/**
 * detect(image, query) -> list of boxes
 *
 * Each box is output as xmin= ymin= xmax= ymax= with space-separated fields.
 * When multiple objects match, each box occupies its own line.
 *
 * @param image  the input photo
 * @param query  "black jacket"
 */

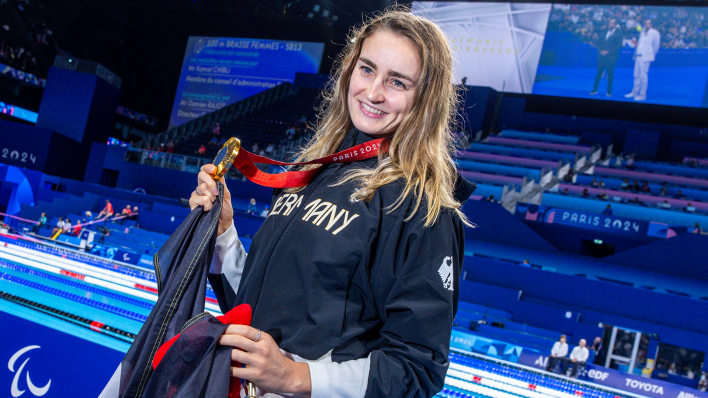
xmin=597 ymin=27 xmax=623 ymax=61
xmin=210 ymin=128 xmax=475 ymax=397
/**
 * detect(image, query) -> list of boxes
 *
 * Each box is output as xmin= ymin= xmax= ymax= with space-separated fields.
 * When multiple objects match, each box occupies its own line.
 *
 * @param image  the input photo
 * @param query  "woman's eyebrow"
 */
xmin=359 ymin=57 xmax=415 ymax=83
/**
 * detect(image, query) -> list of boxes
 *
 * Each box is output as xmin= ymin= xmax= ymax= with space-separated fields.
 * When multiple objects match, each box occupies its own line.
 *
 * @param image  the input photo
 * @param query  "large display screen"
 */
xmin=412 ymin=2 xmax=553 ymax=93
xmin=532 ymin=5 xmax=708 ymax=107
xmin=169 ymin=37 xmax=325 ymax=128
xmin=413 ymin=2 xmax=708 ymax=109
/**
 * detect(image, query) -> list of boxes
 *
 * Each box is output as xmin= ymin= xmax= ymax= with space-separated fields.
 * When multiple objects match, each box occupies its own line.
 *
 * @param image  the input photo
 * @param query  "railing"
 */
xmin=125 ymin=148 xmax=242 ymax=178
xmin=125 ymin=132 xmax=316 ymax=177
xmin=133 ymin=82 xmax=294 ymax=150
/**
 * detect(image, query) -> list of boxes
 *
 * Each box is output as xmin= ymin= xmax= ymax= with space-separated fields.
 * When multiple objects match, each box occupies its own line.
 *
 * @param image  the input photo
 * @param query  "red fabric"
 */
xmin=152 ymin=304 xmax=253 ymax=398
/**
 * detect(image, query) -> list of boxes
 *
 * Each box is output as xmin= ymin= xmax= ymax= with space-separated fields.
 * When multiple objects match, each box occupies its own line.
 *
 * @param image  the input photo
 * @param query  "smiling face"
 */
xmin=347 ymin=30 xmax=422 ymax=137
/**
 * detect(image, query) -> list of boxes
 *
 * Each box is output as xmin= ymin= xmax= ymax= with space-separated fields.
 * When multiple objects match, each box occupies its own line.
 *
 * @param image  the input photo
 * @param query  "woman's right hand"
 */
xmin=189 ymin=164 xmax=234 ymax=236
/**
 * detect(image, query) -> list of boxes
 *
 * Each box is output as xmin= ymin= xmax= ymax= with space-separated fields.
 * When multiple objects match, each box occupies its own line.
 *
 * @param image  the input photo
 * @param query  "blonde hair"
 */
xmin=291 ymin=8 xmax=470 ymax=227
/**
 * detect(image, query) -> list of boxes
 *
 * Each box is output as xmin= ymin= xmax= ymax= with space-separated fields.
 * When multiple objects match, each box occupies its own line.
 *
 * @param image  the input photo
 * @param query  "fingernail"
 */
xmin=213 ymin=188 xmax=219 ymax=196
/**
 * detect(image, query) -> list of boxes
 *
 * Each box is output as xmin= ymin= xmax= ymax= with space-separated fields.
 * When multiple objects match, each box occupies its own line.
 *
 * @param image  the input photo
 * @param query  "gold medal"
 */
xmin=210 ymin=137 xmax=240 ymax=180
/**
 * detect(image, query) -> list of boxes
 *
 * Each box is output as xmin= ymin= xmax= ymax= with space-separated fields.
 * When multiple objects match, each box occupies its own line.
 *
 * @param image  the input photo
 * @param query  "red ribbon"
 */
xmin=232 ymin=139 xmax=386 ymax=188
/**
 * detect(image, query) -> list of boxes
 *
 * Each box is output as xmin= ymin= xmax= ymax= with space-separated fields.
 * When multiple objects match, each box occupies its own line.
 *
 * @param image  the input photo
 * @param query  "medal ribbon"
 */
xmin=231 ymin=139 xmax=386 ymax=188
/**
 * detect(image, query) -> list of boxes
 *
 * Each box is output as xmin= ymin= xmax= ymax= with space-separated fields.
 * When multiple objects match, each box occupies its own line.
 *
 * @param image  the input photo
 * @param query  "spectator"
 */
xmin=209 ymin=136 xmax=219 ymax=147
xmin=284 ymin=125 xmax=296 ymax=140
xmin=598 ymin=179 xmax=605 ymax=188
xmin=519 ymin=259 xmax=531 ymax=268
xmin=582 ymin=188 xmax=590 ymax=198
xmin=660 ymin=200 xmax=671 ymax=209
xmin=31 ymin=212 xmax=47 ymax=234
xmin=130 ymin=206 xmax=139 ymax=227
xmin=597 ymin=191 xmax=609 ymax=200
xmin=685 ymin=203 xmax=696 ymax=213
xmin=85 ymin=211 xmax=94 ymax=221
xmin=118 ymin=205 xmax=132 ymax=224
xmin=487 ymin=195 xmax=495 ymax=202
xmin=641 ymin=182 xmax=651 ymax=193
xmin=602 ymin=204 xmax=613 ymax=215
xmin=674 ymin=189 xmax=686 ymax=199
xmin=260 ymin=206 xmax=270 ymax=218
xmin=212 ymin=122 xmax=220 ymax=135
xmin=195 ymin=144 xmax=206 ymax=156
xmin=50 ymin=217 xmax=64 ymax=236
xmin=631 ymin=197 xmax=645 ymax=206
xmin=620 ymin=178 xmax=630 ymax=190
xmin=669 ymin=363 xmax=678 ymax=375
xmin=265 ymin=143 xmax=274 ymax=154
xmin=561 ymin=188 xmax=570 ymax=195
xmin=592 ymin=337 xmax=606 ymax=366
xmin=72 ymin=220 xmax=84 ymax=236
xmin=632 ymin=181 xmax=640 ymax=191
xmin=591 ymin=178 xmax=599 ymax=187
xmin=563 ymin=169 xmax=575 ymax=182
xmin=63 ymin=219 xmax=72 ymax=234
xmin=97 ymin=200 xmax=114 ymax=220
xmin=660 ymin=184 xmax=669 ymax=196
xmin=692 ymin=222 xmax=703 ymax=234
xmin=246 ymin=198 xmax=257 ymax=215
xmin=567 ymin=339 xmax=589 ymax=378
xmin=167 ymin=140 xmax=175 ymax=153
xmin=546 ymin=335 xmax=569 ymax=373
xmin=698 ymin=371 xmax=707 ymax=392
xmin=251 ymin=143 xmax=259 ymax=153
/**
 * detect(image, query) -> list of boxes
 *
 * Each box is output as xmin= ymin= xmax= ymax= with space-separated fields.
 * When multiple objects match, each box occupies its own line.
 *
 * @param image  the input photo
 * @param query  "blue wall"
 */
xmin=602 ymin=233 xmax=708 ymax=283
xmin=462 ymin=200 xmax=558 ymax=253
xmin=496 ymin=96 xmax=706 ymax=162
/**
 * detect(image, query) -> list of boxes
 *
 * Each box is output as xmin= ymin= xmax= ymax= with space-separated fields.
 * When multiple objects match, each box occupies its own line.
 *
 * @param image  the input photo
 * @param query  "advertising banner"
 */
xmin=518 ymin=351 xmax=708 ymax=398
xmin=0 ymin=309 xmax=125 ymax=397
xmin=516 ymin=202 xmax=687 ymax=239
xmin=89 ymin=243 xmax=154 ymax=269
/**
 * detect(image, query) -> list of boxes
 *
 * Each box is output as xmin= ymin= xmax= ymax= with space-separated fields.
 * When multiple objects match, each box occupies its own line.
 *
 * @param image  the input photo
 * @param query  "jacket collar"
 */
xmin=338 ymin=127 xmax=378 ymax=151
xmin=337 ymin=127 xmax=477 ymax=203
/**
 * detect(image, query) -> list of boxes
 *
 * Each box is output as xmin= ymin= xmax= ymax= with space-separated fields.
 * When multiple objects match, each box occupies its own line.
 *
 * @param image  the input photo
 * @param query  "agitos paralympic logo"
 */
xmin=8 ymin=345 xmax=51 ymax=397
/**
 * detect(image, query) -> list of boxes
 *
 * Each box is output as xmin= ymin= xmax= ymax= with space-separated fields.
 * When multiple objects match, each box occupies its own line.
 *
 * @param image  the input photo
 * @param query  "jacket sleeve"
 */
xmin=365 ymin=211 xmax=465 ymax=398
xmin=208 ymin=223 xmax=247 ymax=313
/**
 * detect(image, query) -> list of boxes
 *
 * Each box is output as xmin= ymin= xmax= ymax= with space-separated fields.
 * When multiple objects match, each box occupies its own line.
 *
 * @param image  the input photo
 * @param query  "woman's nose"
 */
xmin=365 ymin=79 xmax=385 ymax=103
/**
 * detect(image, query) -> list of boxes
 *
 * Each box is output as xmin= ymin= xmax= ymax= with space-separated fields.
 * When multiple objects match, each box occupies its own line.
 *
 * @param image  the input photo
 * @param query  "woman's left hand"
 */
xmin=219 ymin=325 xmax=312 ymax=396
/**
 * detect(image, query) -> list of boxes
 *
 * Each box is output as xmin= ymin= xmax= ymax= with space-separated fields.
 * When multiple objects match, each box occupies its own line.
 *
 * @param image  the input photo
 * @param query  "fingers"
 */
xmin=220 ymin=324 xmax=261 ymax=345
xmin=200 ymin=164 xmax=217 ymax=174
xmin=189 ymin=190 xmax=213 ymax=211
xmin=197 ymin=171 xmax=220 ymax=197
xmin=197 ymin=181 xmax=217 ymax=203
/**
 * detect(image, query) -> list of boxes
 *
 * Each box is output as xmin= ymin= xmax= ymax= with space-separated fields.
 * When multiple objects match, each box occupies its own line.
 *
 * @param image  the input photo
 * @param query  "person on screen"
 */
xmin=590 ymin=19 xmax=623 ymax=97
xmin=625 ymin=19 xmax=660 ymax=102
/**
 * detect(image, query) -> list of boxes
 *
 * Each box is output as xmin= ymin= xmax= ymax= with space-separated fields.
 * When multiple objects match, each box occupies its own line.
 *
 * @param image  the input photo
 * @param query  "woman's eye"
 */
xmin=392 ymin=79 xmax=407 ymax=89
xmin=361 ymin=66 xmax=373 ymax=74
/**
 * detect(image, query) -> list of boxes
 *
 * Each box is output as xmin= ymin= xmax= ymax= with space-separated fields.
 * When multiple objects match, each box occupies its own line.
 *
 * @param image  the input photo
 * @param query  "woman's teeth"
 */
xmin=362 ymin=102 xmax=385 ymax=115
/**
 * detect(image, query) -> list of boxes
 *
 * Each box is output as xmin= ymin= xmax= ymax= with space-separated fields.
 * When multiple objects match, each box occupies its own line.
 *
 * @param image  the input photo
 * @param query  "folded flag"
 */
xmin=99 ymin=183 xmax=225 ymax=398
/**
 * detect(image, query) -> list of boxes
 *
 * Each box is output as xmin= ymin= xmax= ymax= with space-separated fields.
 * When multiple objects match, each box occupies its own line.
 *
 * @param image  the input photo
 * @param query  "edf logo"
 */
xmin=8 ymin=346 xmax=51 ymax=397
xmin=587 ymin=369 xmax=610 ymax=381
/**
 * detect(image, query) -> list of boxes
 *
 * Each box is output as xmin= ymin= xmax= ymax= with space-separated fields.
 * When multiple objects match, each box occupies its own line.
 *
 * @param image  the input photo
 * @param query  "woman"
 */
xmin=190 ymin=9 xmax=475 ymax=397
